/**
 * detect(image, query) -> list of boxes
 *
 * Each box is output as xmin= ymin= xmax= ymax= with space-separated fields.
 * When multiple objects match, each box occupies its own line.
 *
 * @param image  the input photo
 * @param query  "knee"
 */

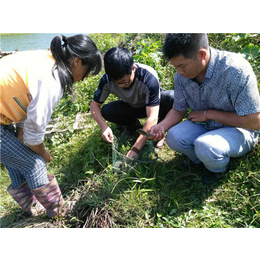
xmin=194 ymin=135 xmax=230 ymax=170
xmin=36 ymin=155 xmax=46 ymax=167
xmin=166 ymin=126 xmax=188 ymax=150
xmin=194 ymin=135 xmax=227 ymax=159
xmin=160 ymin=90 xmax=174 ymax=106
xmin=162 ymin=89 xmax=174 ymax=98
xmin=101 ymin=104 xmax=111 ymax=120
xmin=28 ymin=156 xmax=48 ymax=189
xmin=31 ymin=155 xmax=47 ymax=174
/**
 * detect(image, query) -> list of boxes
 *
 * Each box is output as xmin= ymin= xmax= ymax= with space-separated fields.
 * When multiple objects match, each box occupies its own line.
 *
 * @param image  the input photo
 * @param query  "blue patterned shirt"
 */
xmin=173 ymin=47 xmax=260 ymax=130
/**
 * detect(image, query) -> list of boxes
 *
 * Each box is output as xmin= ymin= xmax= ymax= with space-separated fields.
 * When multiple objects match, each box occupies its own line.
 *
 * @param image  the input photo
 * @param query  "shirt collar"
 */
xmin=204 ymin=47 xmax=217 ymax=79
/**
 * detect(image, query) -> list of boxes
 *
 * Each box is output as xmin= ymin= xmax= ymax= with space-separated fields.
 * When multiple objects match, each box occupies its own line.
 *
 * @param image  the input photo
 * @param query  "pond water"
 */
xmin=0 ymin=33 xmax=87 ymax=52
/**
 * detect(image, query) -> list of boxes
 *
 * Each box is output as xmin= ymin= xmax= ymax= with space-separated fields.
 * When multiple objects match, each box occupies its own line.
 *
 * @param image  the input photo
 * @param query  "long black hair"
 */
xmin=50 ymin=34 xmax=102 ymax=96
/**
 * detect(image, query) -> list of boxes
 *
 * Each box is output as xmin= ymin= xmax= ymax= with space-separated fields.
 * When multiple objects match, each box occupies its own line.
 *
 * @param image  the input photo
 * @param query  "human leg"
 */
xmin=1 ymin=124 xmax=48 ymax=215
xmin=7 ymin=182 xmax=45 ymax=216
xmin=158 ymin=90 xmax=174 ymax=123
xmin=32 ymin=174 xmax=75 ymax=218
xmin=1 ymin=125 xmax=74 ymax=217
xmin=166 ymin=120 xmax=208 ymax=164
xmin=0 ymin=124 xmax=49 ymax=190
xmin=101 ymin=100 xmax=146 ymax=126
xmin=194 ymin=127 xmax=259 ymax=173
xmin=5 ymin=167 xmax=26 ymax=188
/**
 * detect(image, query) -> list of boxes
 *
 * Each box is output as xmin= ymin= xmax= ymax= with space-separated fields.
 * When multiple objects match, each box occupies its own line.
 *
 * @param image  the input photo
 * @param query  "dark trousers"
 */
xmin=101 ymin=90 xmax=174 ymax=126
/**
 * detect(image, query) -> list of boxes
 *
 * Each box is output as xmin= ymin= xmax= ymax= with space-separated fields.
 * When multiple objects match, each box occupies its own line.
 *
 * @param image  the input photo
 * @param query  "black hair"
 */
xmin=163 ymin=33 xmax=209 ymax=60
xmin=104 ymin=47 xmax=133 ymax=81
xmin=50 ymin=34 xmax=102 ymax=96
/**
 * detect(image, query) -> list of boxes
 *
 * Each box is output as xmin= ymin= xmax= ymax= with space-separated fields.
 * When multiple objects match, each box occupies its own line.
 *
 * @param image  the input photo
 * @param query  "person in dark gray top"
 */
xmin=90 ymin=47 xmax=174 ymax=159
xmin=151 ymin=33 xmax=260 ymax=184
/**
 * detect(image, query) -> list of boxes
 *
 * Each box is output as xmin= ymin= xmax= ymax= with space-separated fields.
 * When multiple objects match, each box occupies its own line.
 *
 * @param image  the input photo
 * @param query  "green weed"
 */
xmin=1 ymin=33 xmax=260 ymax=228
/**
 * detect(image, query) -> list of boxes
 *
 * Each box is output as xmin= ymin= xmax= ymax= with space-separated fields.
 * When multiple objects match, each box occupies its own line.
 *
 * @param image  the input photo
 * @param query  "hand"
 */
xmin=28 ymin=143 xmax=51 ymax=163
xmin=150 ymin=124 xmax=166 ymax=142
xmin=187 ymin=110 xmax=207 ymax=123
xmin=42 ymin=150 xmax=52 ymax=163
xmin=102 ymin=126 xmax=114 ymax=143
xmin=15 ymin=127 xmax=24 ymax=142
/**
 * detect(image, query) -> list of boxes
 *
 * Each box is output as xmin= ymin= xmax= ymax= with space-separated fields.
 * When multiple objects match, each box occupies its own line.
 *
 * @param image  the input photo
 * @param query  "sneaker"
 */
xmin=202 ymin=170 xmax=224 ymax=184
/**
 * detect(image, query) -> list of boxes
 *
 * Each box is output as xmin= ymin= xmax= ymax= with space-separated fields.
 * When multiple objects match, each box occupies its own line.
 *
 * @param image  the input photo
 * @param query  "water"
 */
xmin=0 ymin=33 xmax=87 ymax=52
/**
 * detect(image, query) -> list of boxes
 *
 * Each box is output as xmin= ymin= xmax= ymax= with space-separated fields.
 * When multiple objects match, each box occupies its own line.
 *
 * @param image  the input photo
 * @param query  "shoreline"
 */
xmin=0 ymin=49 xmax=50 ymax=59
xmin=0 ymin=50 xmax=16 ymax=59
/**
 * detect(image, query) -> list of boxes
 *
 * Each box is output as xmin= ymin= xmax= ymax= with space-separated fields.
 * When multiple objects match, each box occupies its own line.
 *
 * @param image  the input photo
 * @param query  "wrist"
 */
xmin=204 ymin=110 xmax=208 ymax=120
xmin=101 ymin=124 xmax=108 ymax=131
xmin=130 ymin=147 xmax=141 ymax=154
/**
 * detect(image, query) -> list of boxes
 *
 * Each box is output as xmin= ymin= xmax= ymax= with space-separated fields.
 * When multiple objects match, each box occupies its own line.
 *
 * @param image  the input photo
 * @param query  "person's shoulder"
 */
xmin=212 ymin=48 xmax=256 ymax=86
xmin=0 ymin=50 xmax=51 ymax=66
xmin=135 ymin=63 xmax=158 ymax=76
xmin=214 ymin=48 xmax=251 ymax=70
xmin=98 ymin=73 xmax=110 ymax=87
xmin=135 ymin=63 xmax=159 ymax=84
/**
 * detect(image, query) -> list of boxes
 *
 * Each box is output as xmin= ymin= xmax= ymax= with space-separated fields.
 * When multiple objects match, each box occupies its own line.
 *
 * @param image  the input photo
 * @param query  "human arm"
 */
xmin=194 ymin=54 xmax=260 ymax=131
xmin=23 ymin=69 xmax=62 ymax=163
xmin=14 ymin=124 xmax=51 ymax=162
xmin=188 ymin=110 xmax=260 ymax=131
xmin=28 ymin=143 xmax=52 ymax=163
xmin=90 ymin=100 xmax=114 ymax=143
xmin=16 ymin=124 xmax=51 ymax=162
xmin=187 ymin=62 xmax=260 ymax=131
xmin=126 ymin=105 xmax=159 ymax=159
xmin=150 ymin=108 xmax=186 ymax=141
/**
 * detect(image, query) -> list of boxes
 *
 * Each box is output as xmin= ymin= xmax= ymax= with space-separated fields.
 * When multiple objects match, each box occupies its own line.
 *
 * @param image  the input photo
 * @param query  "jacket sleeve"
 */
xmin=23 ymin=70 xmax=62 ymax=145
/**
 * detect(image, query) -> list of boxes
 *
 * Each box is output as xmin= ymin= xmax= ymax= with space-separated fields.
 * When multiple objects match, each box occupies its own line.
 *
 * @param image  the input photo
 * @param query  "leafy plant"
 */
xmin=209 ymin=33 xmax=260 ymax=83
xmin=1 ymin=33 xmax=260 ymax=228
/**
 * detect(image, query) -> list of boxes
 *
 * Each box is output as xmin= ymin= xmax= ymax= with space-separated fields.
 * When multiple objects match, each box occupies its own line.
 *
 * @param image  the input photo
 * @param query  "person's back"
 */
xmin=1 ymin=34 xmax=102 ymax=218
xmin=0 ymin=50 xmax=55 ymax=86
xmin=0 ymin=50 xmax=59 ymax=125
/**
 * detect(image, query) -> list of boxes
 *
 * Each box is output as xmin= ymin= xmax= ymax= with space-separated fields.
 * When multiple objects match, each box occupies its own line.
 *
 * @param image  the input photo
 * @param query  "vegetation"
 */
xmin=1 ymin=33 xmax=260 ymax=228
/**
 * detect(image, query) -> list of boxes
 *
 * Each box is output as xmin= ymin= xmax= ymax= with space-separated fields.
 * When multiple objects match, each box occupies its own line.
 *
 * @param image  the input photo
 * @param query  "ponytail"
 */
xmin=51 ymin=35 xmax=74 ymax=96
xmin=50 ymin=34 xmax=102 ymax=97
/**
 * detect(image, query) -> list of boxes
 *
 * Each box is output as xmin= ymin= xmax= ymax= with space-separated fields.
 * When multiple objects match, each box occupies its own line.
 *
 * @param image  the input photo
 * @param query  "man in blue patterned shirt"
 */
xmin=151 ymin=33 xmax=260 ymax=184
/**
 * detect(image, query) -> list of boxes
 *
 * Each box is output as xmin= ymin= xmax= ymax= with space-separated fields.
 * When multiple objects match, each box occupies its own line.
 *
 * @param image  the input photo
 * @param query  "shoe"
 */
xmin=7 ymin=182 xmax=45 ymax=216
xmin=32 ymin=175 xmax=75 ymax=218
xmin=202 ymin=171 xmax=224 ymax=184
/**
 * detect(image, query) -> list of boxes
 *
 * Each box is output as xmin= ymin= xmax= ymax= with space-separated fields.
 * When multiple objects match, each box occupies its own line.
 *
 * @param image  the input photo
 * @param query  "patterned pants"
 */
xmin=0 ymin=124 xmax=49 ymax=189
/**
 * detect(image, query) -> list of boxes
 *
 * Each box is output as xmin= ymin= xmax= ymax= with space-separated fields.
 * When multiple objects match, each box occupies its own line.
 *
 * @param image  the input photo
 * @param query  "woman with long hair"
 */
xmin=0 ymin=34 xmax=102 ymax=217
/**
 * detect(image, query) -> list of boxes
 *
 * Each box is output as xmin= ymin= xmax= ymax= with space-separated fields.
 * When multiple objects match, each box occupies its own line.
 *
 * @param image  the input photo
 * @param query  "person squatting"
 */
xmin=1 ymin=33 xmax=259 ymax=218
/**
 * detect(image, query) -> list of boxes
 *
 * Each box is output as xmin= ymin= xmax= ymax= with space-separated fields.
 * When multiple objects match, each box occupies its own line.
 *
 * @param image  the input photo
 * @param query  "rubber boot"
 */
xmin=7 ymin=182 xmax=45 ymax=216
xmin=32 ymin=175 xmax=75 ymax=218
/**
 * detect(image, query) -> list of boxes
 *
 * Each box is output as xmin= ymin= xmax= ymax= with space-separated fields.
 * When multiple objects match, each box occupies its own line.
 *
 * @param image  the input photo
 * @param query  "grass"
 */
xmin=1 ymin=33 xmax=260 ymax=228
xmin=1 ymin=112 xmax=260 ymax=228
